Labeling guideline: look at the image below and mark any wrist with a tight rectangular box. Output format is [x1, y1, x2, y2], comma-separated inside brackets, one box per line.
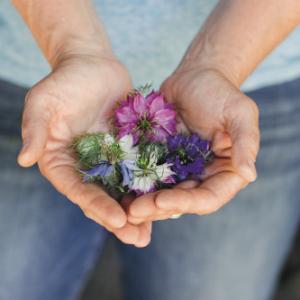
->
[49, 34, 113, 69]
[176, 36, 245, 88]
[13, 0, 112, 68]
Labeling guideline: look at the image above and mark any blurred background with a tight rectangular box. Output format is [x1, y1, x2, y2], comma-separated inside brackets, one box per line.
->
[79, 231, 300, 300]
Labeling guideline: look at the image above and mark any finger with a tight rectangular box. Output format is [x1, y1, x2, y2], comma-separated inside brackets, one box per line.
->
[215, 148, 231, 158]
[155, 171, 247, 215]
[129, 213, 179, 224]
[226, 99, 260, 182]
[176, 180, 199, 189]
[134, 221, 152, 248]
[201, 158, 234, 180]
[114, 221, 152, 247]
[212, 130, 232, 154]
[129, 191, 162, 218]
[128, 213, 168, 224]
[80, 196, 149, 246]
[128, 182, 198, 223]
[40, 151, 127, 229]
[18, 91, 50, 167]
[113, 222, 141, 245]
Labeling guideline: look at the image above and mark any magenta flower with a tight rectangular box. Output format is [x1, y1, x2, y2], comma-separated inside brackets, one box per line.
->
[114, 90, 176, 144]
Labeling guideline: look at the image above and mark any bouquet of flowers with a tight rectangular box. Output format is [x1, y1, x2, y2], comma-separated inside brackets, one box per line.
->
[71, 85, 213, 199]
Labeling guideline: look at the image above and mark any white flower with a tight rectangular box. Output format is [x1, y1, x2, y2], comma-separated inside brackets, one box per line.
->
[130, 157, 175, 194]
[131, 176, 156, 194]
[117, 135, 175, 194]
[155, 163, 175, 182]
[103, 133, 115, 146]
[119, 134, 138, 161]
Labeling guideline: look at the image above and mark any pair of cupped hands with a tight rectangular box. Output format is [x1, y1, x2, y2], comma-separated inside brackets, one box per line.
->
[18, 47, 259, 248]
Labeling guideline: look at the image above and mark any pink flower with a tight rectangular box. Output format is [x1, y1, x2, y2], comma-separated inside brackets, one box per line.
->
[114, 90, 176, 144]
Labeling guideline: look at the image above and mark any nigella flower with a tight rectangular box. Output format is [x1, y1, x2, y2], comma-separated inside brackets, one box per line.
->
[80, 134, 138, 188]
[167, 133, 212, 182]
[128, 148, 175, 195]
[114, 90, 176, 144]
[82, 160, 114, 182]
[117, 135, 138, 187]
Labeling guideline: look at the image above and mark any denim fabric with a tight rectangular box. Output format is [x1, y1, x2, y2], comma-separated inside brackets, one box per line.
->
[118, 78, 300, 300]
[0, 80, 108, 300]
[0, 76, 300, 300]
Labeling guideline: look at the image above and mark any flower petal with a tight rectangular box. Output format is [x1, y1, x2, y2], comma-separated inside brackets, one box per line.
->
[146, 125, 168, 142]
[119, 160, 134, 187]
[153, 109, 176, 125]
[115, 106, 137, 125]
[117, 123, 138, 140]
[146, 91, 162, 103]
[148, 94, 165, 116]
[82, 161, 113, 181]
[133, 93, 147, 116]
[156, 163, 175, 182]
[119, 135, 138, 160]
[131, 176, 156, 194]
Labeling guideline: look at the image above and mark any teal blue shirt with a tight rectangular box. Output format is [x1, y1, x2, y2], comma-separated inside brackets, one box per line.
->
[1, 0, 300, 91]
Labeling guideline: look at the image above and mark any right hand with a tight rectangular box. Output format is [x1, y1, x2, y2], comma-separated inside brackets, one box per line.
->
[18, 46, 152, 247]
[128, 68, 260, 224]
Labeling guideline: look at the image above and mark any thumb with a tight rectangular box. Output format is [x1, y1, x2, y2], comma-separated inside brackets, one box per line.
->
[18, 92, 50, 167]
[226, 98, 260, 182]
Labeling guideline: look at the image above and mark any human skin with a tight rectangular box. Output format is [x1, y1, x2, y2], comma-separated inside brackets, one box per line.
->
[13, 0, 151, 247]
[13, 0, 300, 244]
[127, 0, 300, 224]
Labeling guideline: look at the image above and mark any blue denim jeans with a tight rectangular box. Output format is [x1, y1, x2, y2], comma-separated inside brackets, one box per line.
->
[0, 77, 300, 300]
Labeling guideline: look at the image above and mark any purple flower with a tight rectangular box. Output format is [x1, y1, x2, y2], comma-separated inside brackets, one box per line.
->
[167, 133, 212, 182]
[114, 90, 176, 144]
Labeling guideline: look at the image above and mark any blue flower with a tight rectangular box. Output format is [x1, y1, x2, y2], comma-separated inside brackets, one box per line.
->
[82, 160, 113, 182]
[118, 160, 135, 187]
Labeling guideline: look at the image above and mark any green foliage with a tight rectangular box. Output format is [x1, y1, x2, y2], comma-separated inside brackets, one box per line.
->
[138, 142, 168, 166]
[135, 82, 153, 96]
[71, 133, 105, 168]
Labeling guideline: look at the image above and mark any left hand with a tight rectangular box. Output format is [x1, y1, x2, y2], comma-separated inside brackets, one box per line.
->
[18, 49, 151, 247]
[127, 68, 260, 224]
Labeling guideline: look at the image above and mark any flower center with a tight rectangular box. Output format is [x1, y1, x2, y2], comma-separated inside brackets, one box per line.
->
[178, 147, 189, 164]
[137, 117, 152, 131]
[106, 143, 123, 164]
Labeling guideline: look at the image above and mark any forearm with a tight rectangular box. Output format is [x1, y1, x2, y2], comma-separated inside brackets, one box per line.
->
[12, 0, 111, 67]
[180, 0, 300, 87]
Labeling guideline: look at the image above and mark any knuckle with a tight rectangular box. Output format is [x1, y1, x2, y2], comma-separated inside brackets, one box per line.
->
[194, 188, 222, 215]
[80, 194, 98, 212]
[24, 86, 41, 107]
[102, 202, 120, 217]
[245, 97, 259, 118]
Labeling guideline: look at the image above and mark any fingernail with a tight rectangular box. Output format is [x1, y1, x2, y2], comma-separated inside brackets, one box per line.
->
[17, 140, 31, 166]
